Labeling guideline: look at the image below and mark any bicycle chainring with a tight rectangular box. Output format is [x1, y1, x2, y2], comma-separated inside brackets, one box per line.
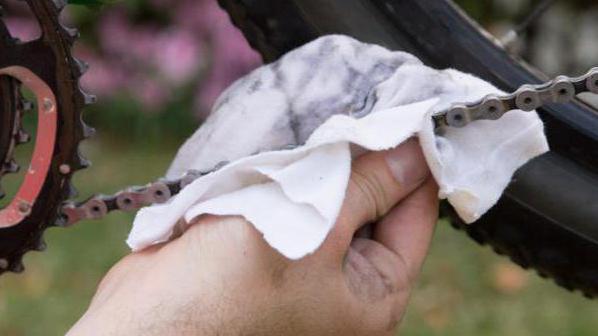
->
[0, 0, 94, 274]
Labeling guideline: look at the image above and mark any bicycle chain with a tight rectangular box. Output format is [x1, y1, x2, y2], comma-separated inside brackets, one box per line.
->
[434, 67, 598, 130]
[60, 67, 598, 226]
[60, 169, 204, 226]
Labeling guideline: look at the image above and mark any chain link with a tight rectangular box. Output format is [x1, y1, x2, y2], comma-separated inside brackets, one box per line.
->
[60, 170, 204, 226]
[60, 67, 598, 226]
[434, 67, 598, 130]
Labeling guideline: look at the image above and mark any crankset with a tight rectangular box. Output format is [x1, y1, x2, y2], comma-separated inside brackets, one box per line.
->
[0, 0, 94, 274]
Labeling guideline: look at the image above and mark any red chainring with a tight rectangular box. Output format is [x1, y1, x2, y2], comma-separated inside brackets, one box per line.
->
[0, 0, 94, 274]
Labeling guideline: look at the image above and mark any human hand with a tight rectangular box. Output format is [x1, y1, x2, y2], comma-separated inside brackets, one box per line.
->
[68, 138, 438, 336]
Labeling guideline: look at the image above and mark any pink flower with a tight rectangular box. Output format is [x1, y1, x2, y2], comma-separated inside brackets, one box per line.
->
[5, 0, 263, 117]
[152, 29, 203, 84]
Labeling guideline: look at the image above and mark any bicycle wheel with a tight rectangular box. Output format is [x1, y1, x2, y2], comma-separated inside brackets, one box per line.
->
[218, 0, 598, 297]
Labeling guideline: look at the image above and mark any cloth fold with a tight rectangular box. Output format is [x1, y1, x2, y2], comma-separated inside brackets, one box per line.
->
[127, 35, 549, 259]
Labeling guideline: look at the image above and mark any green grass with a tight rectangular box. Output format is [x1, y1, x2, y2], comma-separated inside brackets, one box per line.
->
[401, 222, 598, 336]
[1, 135, 598, 335]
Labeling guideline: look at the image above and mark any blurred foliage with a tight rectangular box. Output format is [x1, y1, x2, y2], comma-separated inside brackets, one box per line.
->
[63, 0, 260, 141]
[82, 80, 200, 145]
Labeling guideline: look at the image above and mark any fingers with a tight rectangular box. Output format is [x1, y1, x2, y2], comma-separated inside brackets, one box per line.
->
[373, 178, 439, 284]
[329, 138, 430, 249]
[339, 180, 439, 330]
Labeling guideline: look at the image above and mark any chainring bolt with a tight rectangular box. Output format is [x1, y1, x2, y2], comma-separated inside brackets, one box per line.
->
[42, 98, 54, 113]
[59, 164, 71, 175]
[18, 201, 31, 215]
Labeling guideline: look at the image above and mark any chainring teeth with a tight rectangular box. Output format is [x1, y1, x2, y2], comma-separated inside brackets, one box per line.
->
[0, 0, 94, 274]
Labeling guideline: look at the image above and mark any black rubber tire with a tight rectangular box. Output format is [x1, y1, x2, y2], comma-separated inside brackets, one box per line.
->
[219, 0, 598, 297]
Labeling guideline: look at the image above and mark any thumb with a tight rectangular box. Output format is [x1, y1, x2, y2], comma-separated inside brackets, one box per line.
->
[330, 138, 431, 248]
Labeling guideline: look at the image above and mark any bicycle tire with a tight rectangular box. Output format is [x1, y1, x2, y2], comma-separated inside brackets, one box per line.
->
[218, 0, 598, 297]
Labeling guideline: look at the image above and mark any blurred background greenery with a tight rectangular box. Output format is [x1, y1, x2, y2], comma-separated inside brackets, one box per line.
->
[0, 0, 597, 335]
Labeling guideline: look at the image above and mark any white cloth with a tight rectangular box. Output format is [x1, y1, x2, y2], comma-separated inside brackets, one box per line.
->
[127, 35, 549, 259]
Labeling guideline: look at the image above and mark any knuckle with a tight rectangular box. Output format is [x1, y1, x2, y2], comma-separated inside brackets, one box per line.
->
[350, 168, 390, 222]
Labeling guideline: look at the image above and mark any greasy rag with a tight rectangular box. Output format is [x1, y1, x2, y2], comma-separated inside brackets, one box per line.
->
[127, 35, 549, 259]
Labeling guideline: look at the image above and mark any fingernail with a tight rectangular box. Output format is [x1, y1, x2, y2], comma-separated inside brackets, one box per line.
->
[385, 138, 429, 186]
